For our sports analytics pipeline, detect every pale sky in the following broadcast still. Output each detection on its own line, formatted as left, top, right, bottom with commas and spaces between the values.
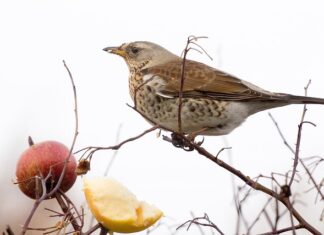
1, 0, 323, 234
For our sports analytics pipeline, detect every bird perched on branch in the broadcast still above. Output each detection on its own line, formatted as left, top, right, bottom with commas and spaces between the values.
103, 41, 324, 136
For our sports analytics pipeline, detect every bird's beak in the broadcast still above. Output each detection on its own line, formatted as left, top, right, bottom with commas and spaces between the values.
103, 46, 126, 57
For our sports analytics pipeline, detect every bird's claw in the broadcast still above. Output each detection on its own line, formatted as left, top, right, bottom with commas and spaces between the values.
162, 132, 204, 151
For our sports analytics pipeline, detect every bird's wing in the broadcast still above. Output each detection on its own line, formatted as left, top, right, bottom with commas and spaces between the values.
141, 60, 286, 102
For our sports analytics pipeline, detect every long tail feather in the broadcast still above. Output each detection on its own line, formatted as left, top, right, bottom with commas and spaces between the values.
286, 94, 324, 104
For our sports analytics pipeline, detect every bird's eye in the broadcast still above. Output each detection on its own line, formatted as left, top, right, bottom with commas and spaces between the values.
131, 47, 139, 54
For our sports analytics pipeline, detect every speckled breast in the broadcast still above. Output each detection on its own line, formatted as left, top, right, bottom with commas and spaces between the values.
128, 72, 247, 135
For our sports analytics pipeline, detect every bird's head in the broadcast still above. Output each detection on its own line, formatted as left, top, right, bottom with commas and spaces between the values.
103, 41, 178, 71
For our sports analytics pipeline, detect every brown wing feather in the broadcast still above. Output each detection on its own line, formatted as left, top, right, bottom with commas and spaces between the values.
141, 60, 284, 102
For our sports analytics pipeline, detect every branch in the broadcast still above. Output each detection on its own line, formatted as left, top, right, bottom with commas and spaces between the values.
82, 223, 101, 235
177, 213, 224, 235
269, 112, 324, 201
288, 80, 313, 187
246, 198, 273, 233
20, 60, 80, 235
268, 113, 294, 153
47, 60, 79, 198
76, 125, 159, 163
177, 36, 212, 133
54, 190, 82, 232
20, 173, 50, 234
258, 224, 303, 235
98, 224, 109, 235
164, 134, 321, 234
3, 225, 14, 235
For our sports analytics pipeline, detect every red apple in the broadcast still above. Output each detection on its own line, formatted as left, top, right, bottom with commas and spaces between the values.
16, 138, 77, 199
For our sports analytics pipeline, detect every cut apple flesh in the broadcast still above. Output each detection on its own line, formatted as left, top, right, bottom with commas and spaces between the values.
83, 178, 163, 233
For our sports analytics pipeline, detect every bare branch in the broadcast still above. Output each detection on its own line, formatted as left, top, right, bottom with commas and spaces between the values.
269, 111, 324, 200
20, 60, 80, 235
177, 213, 224, 235
258, 224, 303, 235
103, 124, 123, 176
247, 198, 273, 233
177, 36, 213, 133
98, 225, 109, 235
82, 223, 101, 235
164, 133, 321, 235
76, 125, 159, 162
190, 212, 205, 235
268, 112, 294, 154
3, 225, 14, 235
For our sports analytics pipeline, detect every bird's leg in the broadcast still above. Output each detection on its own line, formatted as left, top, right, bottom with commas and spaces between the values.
161, 133, 194, 151
166, 128, 209, 151
186, 127, 212, 144
171, 133, 194, 151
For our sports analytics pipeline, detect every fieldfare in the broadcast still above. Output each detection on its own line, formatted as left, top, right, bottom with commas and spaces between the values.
103, 41, 324, 136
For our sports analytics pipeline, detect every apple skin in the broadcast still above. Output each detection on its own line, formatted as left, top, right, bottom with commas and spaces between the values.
16, 140, 77, 199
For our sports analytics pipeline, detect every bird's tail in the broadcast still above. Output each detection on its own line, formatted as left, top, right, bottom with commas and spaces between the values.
285, 94, 324, 105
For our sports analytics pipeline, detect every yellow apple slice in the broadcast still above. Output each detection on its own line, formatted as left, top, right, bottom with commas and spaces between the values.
83, 178, 163, 233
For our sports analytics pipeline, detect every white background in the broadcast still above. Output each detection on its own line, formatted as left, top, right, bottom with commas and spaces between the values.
0, 0, 323, 234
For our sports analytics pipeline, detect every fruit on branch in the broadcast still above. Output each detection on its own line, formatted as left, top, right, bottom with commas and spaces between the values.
75, 159, 91, 175
83, 178, 163, 233
16, 138, 77, 199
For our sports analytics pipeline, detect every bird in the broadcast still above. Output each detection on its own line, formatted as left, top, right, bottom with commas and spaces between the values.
103, 41, 324, 136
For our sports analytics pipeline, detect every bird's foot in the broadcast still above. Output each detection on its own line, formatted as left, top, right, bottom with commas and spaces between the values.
171, 133, 194, 151
162, 132, 204, 151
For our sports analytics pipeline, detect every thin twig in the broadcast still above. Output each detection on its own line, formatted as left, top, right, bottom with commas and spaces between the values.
20, 60, 80, 235
246, 198, 273, 234
269, 108, 324, 200
4, 226, 14, 235
98, 225, 109, 235
82, 223, 101, 235
274, 200, 280, 231
288, 122, 304, 187
59, 190, 83, 226
177, 37, 191, 133
76, 125, 159, 160
288, 200, 297, 235
301, 157, 324, 200
47, 60, 79, 198
258, 224, 303, 235
288, 92, 309, 188
45, 207, 64, 217
177, 36, 212, 133
20, 170, 49, 234
268, 113, 294, 153
103, 124, 122, 176
177, 213, 224, 235
190, 212, 205, 235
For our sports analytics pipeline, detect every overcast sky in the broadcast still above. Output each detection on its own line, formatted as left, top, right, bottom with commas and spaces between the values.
1, 1, 323, 234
